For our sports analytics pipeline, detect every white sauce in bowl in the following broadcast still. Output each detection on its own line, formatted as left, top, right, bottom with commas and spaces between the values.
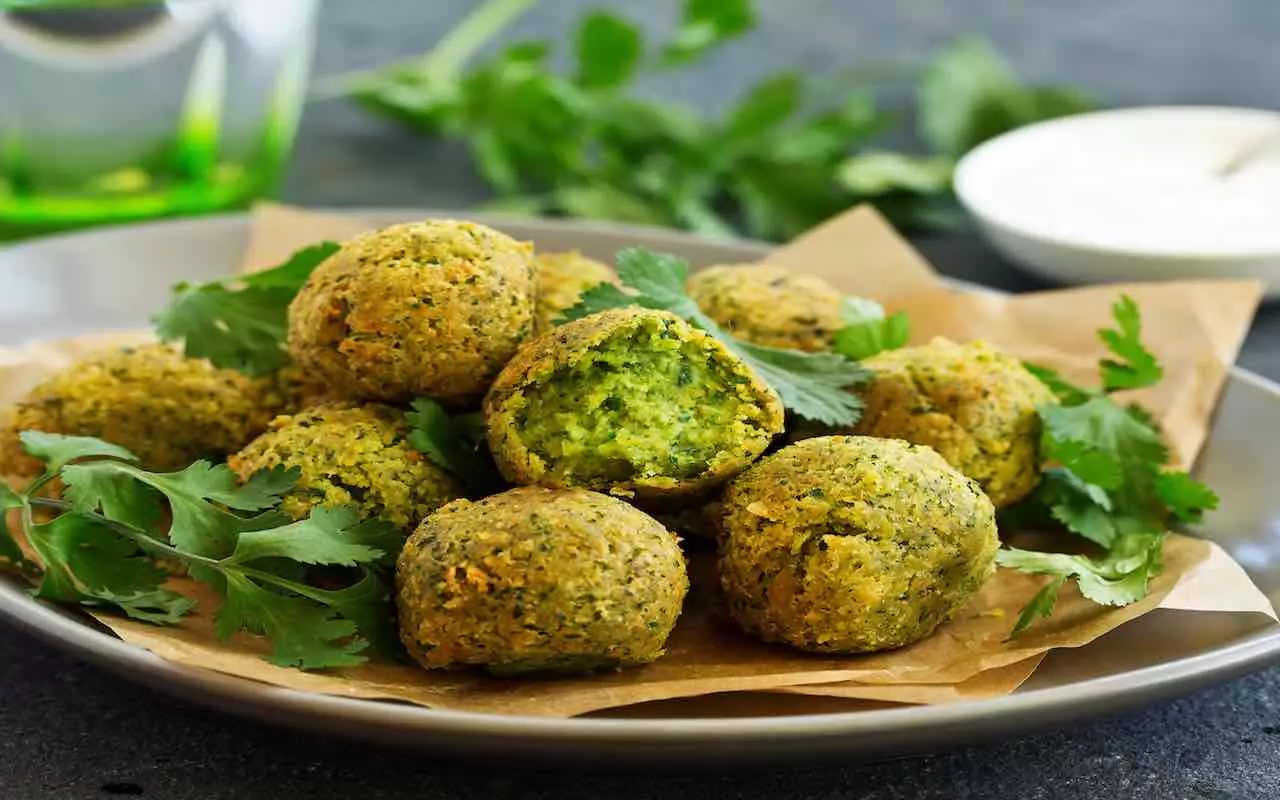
956, 107, 1280, 257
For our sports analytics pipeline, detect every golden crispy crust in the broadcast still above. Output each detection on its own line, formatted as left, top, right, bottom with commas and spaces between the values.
688, 264, 846, 352
288, 220, 536, 406
229, 402, 463, 533
395, 486, 688, 672
854, 338, 1056, 508
532, 251, 617, 334
718, 435, 998, 654
8, 344, 276, 473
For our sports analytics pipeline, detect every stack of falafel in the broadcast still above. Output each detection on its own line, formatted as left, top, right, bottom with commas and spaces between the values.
2, 219, 1056, 674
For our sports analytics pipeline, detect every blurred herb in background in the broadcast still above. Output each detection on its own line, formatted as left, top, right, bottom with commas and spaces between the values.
312, 0, 1095, 241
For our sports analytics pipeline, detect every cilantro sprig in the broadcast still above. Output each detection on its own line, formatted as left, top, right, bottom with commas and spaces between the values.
0, 432, 400, 669
153, 242, 340, 376
559, 248, 870, 426
406, 399, 506, 497
1000, 296, 1218, 635
831, 296, 911, 361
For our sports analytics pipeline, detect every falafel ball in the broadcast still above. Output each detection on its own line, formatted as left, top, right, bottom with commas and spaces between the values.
854, 338, 1055, 508
6, 344, 278, 474
687, 264, 846, 352
533, 250, 617, 333
288, 220, 537, 406
396, 486, 689, 674
263, 361, 335, 413
229, 403, 463, 532
719, 436, 998, 654
484, 308, 785, 502
0, 406, 40, 479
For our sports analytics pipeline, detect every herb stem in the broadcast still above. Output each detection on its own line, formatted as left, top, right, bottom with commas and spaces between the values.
308, 0, 536, 101
236, 564, 356, 606
14, 472, 56, 575
27, 497, 222, 570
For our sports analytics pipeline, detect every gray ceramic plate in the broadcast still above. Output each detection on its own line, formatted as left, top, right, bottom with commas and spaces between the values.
0, 210, 1277, 766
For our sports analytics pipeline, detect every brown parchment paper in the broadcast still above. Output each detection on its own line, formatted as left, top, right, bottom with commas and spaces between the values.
776, 654, 1046, 705
75, 536, 1218, 717
0, 202, 1274, 718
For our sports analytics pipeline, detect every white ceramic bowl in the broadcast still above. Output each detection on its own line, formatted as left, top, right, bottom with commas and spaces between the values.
954, 106, 1280, 297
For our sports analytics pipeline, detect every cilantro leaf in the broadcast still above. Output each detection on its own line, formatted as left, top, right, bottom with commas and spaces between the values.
998, 532, 1165, 636
575, 11, 642, 90
62, 465, 163, 531
836, 151, 953, 196
1002, 533, 1165, 605
1024, 363, 1092, 406
1040, 398, 1169, 469
238, 242, 343, 290
831, 297, 911, 361
407, 399, 505, 496
1038, 436, 1123, 491
1009, 574, 1066, 637
662, 0, 755, 66
19, 431, 137, 471
304, 570, 403, 661
734, 341, 868, 426
84, 589, 195, 626
612, 248, 704, 316
27, 515, 192, 623
721, 72, 801, 144
553, 184, 672, 227
12, 434, 397, 670
562, 248, 870, 425
152, 242, 339, 376
215, 572, 367, 670
226, 506, 392, 567
101, 461, 296, 581
1003, 296, 1209, 634
1029, 467, 1117, 548
1098, 295, 1164, 391
154, 285, 295, 375
917, 37, 1096, 157
1155, 471, 1220, 524
0, 484, 30, 570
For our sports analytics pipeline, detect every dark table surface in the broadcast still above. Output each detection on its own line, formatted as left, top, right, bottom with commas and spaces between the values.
8, 1, 1280, 797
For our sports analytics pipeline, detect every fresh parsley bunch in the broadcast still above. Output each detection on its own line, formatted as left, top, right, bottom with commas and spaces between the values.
1000, 296, 1218, 634
317, 1, 1095, 240
0, 432, 401, 669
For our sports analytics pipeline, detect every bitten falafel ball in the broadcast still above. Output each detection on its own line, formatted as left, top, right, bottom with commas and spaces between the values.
5, 344, 278, 474
484, 308, 785, 502
533, 251, 617, 333
288, 220, 537, 406
718, 435, 998, 654
688, 264, 847, 352
229, 403, 463, 533
396, 486, 688, 674
854, 338, 1055, 508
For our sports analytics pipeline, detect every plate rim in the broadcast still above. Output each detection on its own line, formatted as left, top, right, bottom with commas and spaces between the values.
2, 208, 1278, 750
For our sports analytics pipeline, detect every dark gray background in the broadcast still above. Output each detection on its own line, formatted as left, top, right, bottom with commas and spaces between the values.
7, 1, 1280, 797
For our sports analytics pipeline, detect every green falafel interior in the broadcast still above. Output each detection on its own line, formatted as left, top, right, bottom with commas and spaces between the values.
559, 247, 873, 426
0, 204, 1266, 717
